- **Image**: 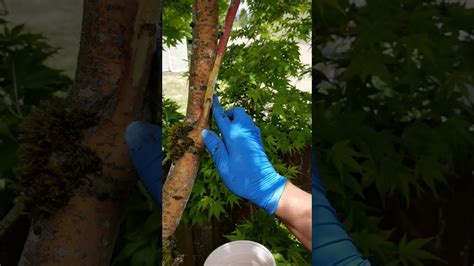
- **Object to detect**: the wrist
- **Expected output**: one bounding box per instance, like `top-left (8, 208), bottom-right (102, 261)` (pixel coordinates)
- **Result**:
top-left (275, 181), bottom-right (312, 220)
top-left (260, 175), bottom-right (287, 214)
top-left (275, 181), bottom-right (312, 250)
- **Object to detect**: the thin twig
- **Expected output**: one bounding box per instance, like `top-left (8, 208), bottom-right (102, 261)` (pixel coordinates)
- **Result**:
top-left (162, 154), bottom-right (170, 166)
top-left (0, 85), bottom-right (23, 119)
top-left (7, 104), bottom-right (23, 119)
top-left (0, 0), bottom-right (8, 16)
top-left (0, 199), bottom-right (26, 238)
top-left (11, 61), bottom-right (24, 118)
top-left (202, 0), bottom-right (240, 122)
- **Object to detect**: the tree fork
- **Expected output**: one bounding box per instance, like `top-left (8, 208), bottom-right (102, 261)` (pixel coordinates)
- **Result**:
top-left (18, 0), bottom-right (160, 265)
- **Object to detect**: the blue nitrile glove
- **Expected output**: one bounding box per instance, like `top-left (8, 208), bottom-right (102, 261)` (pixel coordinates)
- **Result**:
top-left (312, 153), bottom-right (371, 265)
top-left (125, 121), bottom-right (162, 207)
top-left (201, 94), bottom-right (287, 215)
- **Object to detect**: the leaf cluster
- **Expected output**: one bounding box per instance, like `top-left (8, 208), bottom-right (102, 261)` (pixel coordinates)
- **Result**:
top-left (112, 183), bottom-right (161, 266)
top-left (0, 21), bottom-right (71, 115)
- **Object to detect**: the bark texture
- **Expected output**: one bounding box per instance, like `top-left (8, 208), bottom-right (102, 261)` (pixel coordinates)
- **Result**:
top-left (162, 0), bottom-right (218, 240)
top-left (18, 0), bottom-right (160, 265)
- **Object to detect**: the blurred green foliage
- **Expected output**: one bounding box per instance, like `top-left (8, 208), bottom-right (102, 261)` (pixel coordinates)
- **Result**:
top-left (162, 0), bottom-right (229, 47)
top-left (112, 181), bottom-right (161, 266)
top-left (0, 19), bottom-right (71, 218)
top-left (162, 0), bottom-right (192, 47)
top-left (315, 0), bottom-right (473, 264)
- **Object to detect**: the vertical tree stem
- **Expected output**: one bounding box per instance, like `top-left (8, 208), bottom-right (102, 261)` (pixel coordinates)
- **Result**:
top-left (162, 0), bottom-right (219, 240)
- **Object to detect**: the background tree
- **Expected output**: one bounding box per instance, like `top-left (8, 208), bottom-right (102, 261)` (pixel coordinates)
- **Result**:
top-left (314, 0), bottom-right (473, 265)
top-left (0, 0), bottom-right (161, 264)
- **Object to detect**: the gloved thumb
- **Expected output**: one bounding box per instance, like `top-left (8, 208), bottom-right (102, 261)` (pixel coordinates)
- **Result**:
top-left (202, 129), bottom-right (229, 169)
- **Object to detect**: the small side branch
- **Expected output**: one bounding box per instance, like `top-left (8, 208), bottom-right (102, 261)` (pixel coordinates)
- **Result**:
top-left (11, 61), bottom-right (24, 119)
top-left (0, 200), bottom-right (26, 238)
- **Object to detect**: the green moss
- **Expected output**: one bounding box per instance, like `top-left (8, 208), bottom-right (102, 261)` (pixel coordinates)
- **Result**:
top-left (162, 238), bottom-right (183, 265)
top-left (166, 122), bottom-right (195, 162)
top-left (162, 239), bottom-right (173, 266)
top-left (15, 98), bottom-right (101, 218)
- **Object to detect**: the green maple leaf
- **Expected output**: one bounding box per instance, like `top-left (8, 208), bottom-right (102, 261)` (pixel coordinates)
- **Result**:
top-left (329, 140), bottom-right (363, 177)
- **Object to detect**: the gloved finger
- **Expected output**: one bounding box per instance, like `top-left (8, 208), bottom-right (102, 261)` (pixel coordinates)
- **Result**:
top-left (224, 107), bottom-right (254, 127)
top-left (255, 126), bottom-right (265, 147)
top-left (211, 94), bottom-right (231, 135)
top-left (202, 129), bottom-right (229, 169)
top-left (224, 107), bottom-right (244, 120)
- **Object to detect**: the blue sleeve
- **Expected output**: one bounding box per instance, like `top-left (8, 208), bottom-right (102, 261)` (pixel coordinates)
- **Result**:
top-left (125, 121), bottom-right (162, 207)
top-left (312, 153), bottom-right (370, 266)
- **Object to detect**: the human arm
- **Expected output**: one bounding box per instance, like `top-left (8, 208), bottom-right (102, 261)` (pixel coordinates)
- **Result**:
top-left (275, 181), bottom-right (312, 249)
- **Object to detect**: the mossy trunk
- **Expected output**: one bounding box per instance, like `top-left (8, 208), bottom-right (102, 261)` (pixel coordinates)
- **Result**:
top-left (18, 0), bottom-right (160, 265)
top-left (162, 0), bottom-right (219, 241)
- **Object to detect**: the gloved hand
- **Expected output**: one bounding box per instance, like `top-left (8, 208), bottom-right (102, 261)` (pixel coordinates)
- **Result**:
top-left (201, 94), bottom-right (287, 214)
top-left (125, 121), bottom-right (162, 207)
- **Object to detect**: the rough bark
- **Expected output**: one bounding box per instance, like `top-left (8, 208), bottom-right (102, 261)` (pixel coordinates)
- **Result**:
top-left (162, 0), bottom-right (219, 240)
top-left (18, 0), bottom-right (160, 265)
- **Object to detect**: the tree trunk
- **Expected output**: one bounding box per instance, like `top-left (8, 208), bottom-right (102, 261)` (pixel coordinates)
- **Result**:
top-left (162, 0), bottom-right (219, 240)
top-left (18, 0), bottom-right (160, 265)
